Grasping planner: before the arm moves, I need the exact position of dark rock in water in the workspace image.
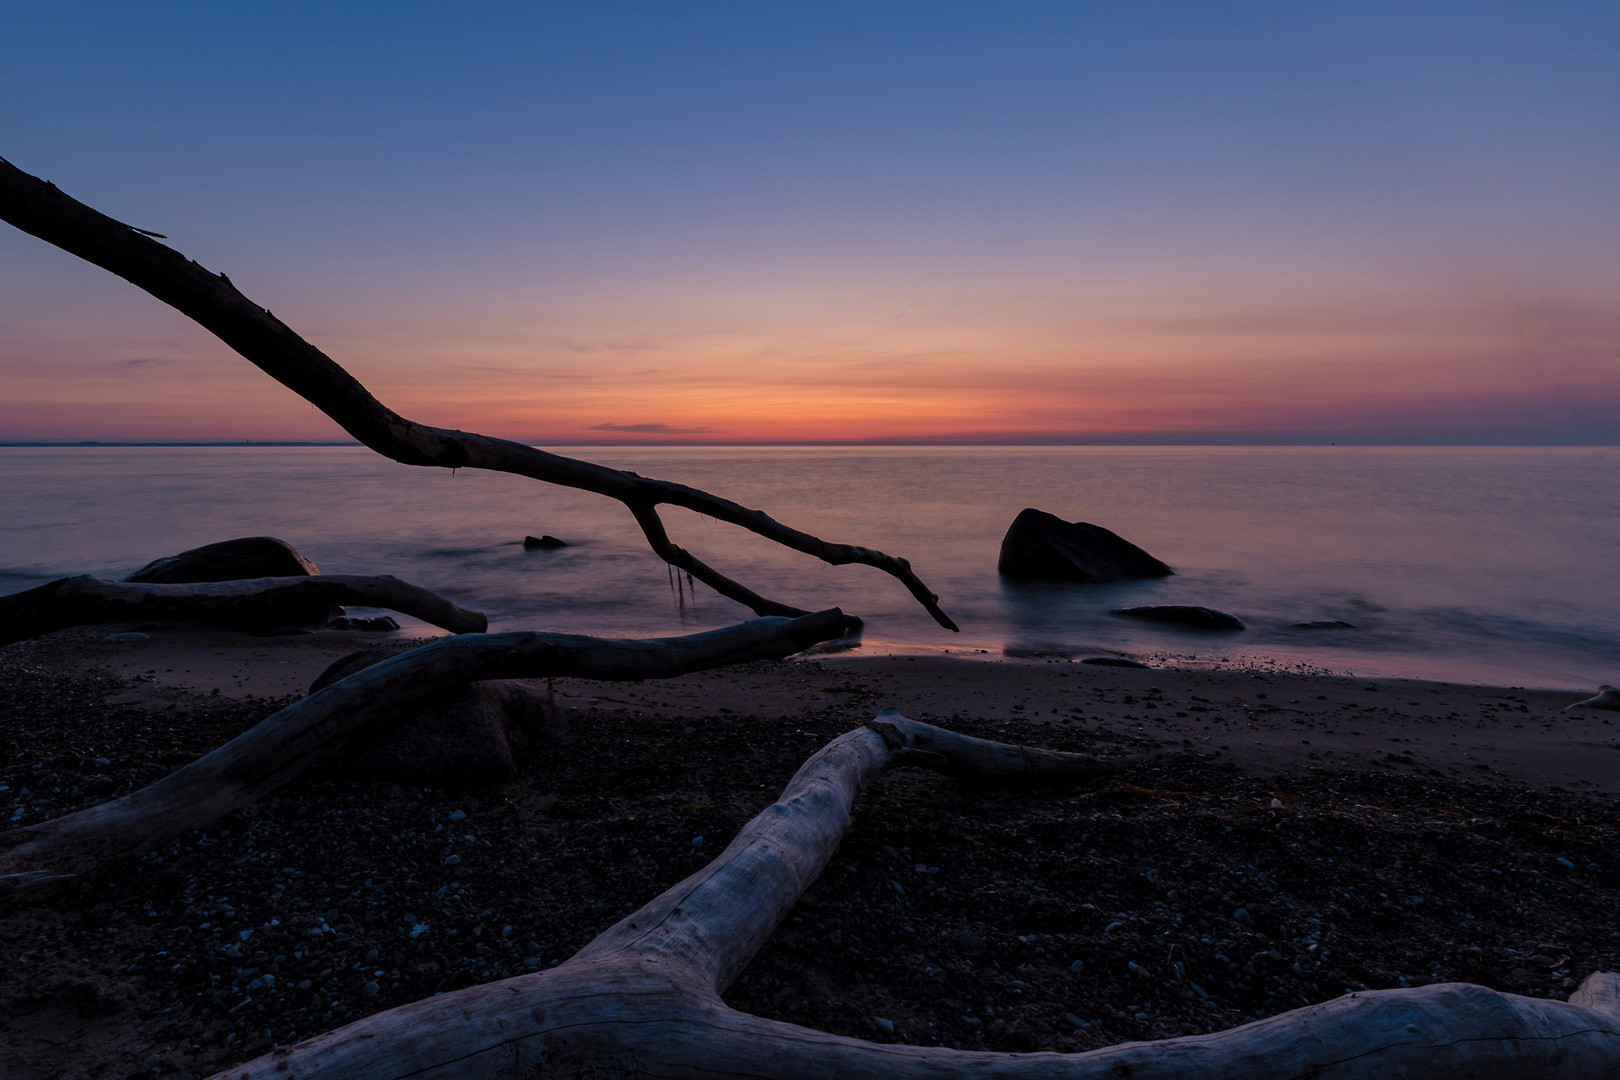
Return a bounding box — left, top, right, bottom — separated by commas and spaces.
1112, 605, 1245, 630
1080, 656, 1150, 668
1293, 620, 1358, 630
997, 509, 1171, 582
523, 535, 570, 549
125, 536, 320, 583
308, 650, 561, 787
327, 615, 401, 632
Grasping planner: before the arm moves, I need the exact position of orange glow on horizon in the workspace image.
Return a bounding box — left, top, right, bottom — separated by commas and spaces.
2, 267, 1616, 444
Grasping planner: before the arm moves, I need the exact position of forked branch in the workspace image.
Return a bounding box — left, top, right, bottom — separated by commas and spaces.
0, 573, 488, 647
0, 157, 957, 631
0, 610, 847, 899
203, 709, 1620, 1079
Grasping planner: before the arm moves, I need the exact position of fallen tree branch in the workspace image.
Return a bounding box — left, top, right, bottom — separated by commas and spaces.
0, 573, 488, 646
0, 609, 847, 899
199, 708, 1618, 1079
0, 156, 957, 632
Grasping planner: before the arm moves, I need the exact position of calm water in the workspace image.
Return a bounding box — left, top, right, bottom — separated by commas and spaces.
1, 445, 1616, 688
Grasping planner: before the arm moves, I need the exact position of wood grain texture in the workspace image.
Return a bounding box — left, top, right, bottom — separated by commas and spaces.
0, 610, 847, 899
0, 573, 488, 646
205, 710, 1620, 1079
0, 156, 957, 631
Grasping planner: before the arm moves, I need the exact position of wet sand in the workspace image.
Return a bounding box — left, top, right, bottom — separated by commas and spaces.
59, 625, 1620, 794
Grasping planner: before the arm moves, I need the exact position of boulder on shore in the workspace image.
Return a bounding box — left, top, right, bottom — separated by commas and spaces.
308, 649, 562, 786
125, 536, 321, 583
1112, 604, 1245, 630
1565, 686, 1620, 713
523, 535, 570, 549
125, 536, 335, 625
997, 509, 1171, 582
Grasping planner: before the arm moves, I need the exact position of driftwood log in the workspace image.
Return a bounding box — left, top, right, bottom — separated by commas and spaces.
0, 156, 956, 632
206, 709, 1620, 1080
0, 610, 847, 899
0, 573, 487, 647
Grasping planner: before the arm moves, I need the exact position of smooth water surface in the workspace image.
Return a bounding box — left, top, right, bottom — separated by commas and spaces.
1, 445, 1615, 688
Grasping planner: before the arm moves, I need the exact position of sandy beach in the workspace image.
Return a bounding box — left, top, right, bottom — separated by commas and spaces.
60, 624, 1620, 793
2, 623, 1618, 1078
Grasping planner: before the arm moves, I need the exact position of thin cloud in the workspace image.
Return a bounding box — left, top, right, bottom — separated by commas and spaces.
588, 422, 715, 434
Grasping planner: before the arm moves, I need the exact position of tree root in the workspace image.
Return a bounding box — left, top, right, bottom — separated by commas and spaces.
0, 610, 847, 899
193, 708, 1619, 1079
0, 573, 488, 647
0, 156, 957, 632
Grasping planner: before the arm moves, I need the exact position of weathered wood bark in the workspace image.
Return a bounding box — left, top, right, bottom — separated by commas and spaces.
206, 708, 1620, 1079
0, 573, 487, 646
0, 610, 847, 899
0, 156, 957, 632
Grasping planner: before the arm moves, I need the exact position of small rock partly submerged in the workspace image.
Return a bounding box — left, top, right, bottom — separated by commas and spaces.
1112, 605, 1245, 630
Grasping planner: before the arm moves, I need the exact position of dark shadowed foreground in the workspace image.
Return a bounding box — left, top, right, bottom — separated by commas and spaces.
2, 633, 1618, 1078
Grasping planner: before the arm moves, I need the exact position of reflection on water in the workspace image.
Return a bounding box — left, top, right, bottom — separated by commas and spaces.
0, 445, 1616, 688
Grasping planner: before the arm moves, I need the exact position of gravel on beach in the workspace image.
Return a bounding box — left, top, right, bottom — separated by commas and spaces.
2, 633, 1618, 1079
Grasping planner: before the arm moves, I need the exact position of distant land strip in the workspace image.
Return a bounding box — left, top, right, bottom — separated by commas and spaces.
0, 441, 364, 447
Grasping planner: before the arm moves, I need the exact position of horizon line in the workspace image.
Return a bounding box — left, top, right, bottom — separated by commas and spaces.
3, 439, 1617, 449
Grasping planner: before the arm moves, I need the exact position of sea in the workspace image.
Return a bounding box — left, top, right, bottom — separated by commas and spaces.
1, 445, 1616, 690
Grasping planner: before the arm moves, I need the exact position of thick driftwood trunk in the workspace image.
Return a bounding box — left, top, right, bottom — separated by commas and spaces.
0, 610, 847, 899
0, 573, 487, 646
0, 157, 956, 632
205, 709, 1620, 1079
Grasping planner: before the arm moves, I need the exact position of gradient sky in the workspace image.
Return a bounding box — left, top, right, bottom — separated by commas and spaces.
2, 1, 1617, 443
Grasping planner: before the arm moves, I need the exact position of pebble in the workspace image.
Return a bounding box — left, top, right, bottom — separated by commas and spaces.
442, 854, 461, 866
1234, 908, 1254, 925
1103, 921, 1123, 934
363, 981, 380, 997
1069, 959, 1084, 973
872, 1016, 894, 1034
691, 836, 703, 847
448, 810, 466, 822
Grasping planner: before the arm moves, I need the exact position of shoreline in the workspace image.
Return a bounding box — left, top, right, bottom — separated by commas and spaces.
44, 623, 1620, 795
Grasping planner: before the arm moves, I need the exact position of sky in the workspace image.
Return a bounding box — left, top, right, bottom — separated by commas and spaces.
1, 1, 1617, 444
